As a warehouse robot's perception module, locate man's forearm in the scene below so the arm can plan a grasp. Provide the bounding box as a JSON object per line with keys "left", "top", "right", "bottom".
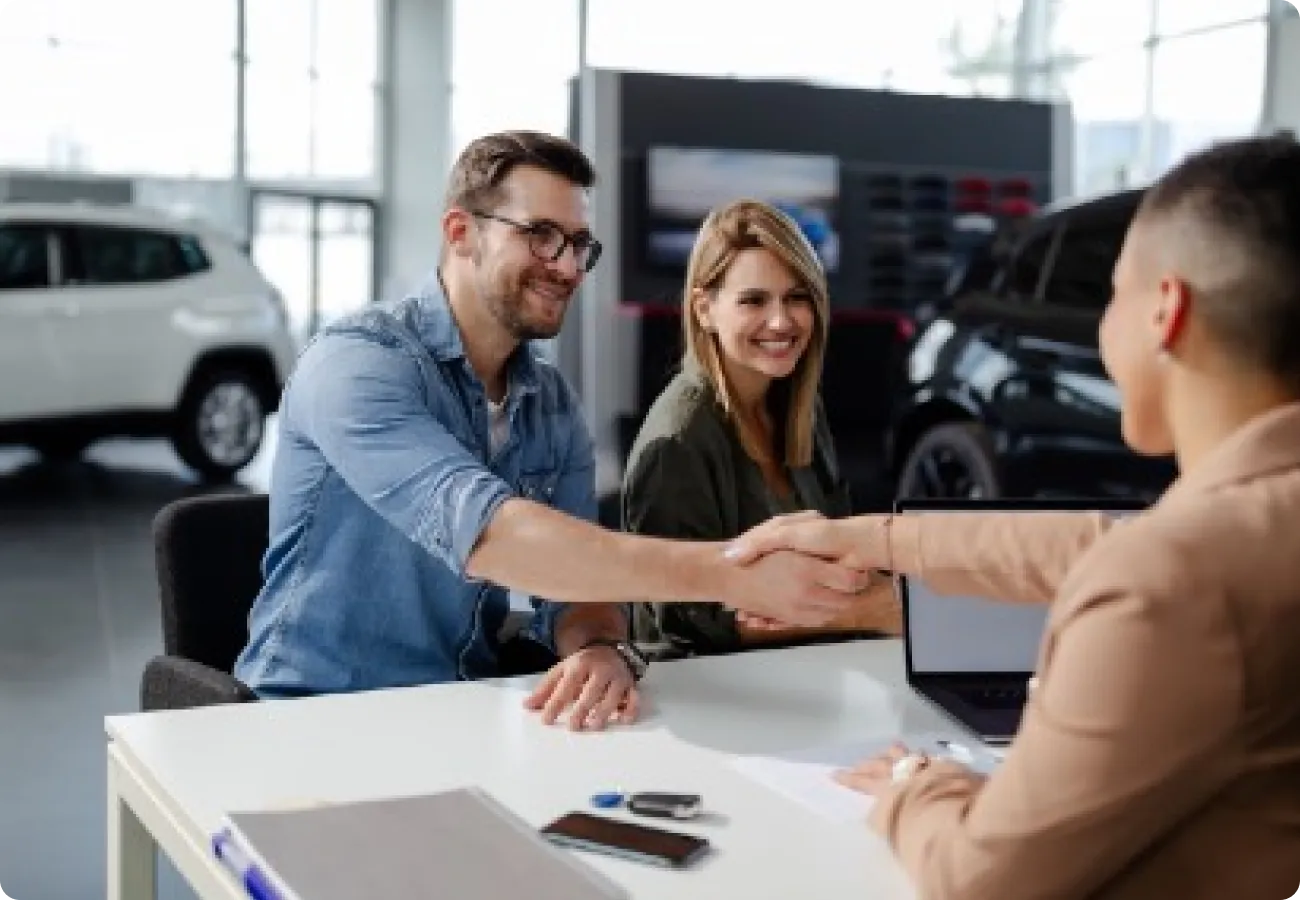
{"left": 467, "top": 499, "right": 724, "bottom": 606}
{"left": 884, "top": 511, "right": 1116, "bottom": 604}
{"left": 554, "top": 603, "right": 630, "bottom": 657}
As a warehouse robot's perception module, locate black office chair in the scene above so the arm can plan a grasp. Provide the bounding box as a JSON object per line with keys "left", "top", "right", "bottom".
{"left": 139, "top": 492, "right": 268, "bottom": 711}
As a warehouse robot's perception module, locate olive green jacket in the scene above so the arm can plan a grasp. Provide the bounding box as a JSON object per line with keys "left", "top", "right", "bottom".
{"left": 620, "top": 365, "right": 852, "bottom": 654}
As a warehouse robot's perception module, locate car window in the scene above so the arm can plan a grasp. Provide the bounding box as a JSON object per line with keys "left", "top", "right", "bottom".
{"left": 174, "top": 234, "right": 212, "bottom": 275}
{"left": 1001, "top": 223, "right": 1059, "bottom": 300}
{"left": 72, "top": 226, "right": 205, "bottom": 285}
{"left": 0, "top": 224, "right": 51, "bottom": 290}
{"left": 1043, "top": 222, "right": 1125, "bottom": 313}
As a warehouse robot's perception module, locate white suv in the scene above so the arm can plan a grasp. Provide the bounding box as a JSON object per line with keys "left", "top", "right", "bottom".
{"left": 0, "top": 201, "right": 297, "bottom": 480}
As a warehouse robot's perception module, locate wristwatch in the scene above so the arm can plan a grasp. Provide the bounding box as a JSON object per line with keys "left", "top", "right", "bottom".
{"left": 580, "top": 638, "right": 649, "bottom": 682}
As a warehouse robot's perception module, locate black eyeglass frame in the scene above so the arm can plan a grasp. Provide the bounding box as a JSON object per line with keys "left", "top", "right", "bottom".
{"left": 471, "top": 211, "right": 603, "bottom": 273}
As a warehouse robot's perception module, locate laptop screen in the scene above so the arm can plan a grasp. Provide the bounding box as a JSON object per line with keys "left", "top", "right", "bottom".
{"left": 906, "top": 569, "right": 1047, "bottom": 675}
{"left": 897, "top": 500, "right": 1145, "bottom": 677}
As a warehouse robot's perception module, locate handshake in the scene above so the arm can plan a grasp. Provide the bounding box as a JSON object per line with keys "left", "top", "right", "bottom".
{"left": 711, "top": 511, "right": 899, "bottom": 634}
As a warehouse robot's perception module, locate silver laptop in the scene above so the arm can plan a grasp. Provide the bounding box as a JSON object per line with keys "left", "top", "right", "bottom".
{"left": 896, "top": 498, "right": 1145, "bottom": 745}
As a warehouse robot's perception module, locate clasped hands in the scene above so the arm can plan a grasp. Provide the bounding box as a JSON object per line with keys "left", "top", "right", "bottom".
{"left": 720, "top": 510, "right": 896, "bottom": 633}
{"left": 526, "top": 511, "right": 896, "bottom": 733}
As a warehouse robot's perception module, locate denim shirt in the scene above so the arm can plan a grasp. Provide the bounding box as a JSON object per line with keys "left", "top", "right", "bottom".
{"left": 233, "top": 275, "right": 596, "bottom": 697}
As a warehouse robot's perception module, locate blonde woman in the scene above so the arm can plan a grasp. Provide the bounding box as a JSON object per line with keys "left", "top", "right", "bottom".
{"left": 621, "top": 199, "right": 901, "bottom": 655}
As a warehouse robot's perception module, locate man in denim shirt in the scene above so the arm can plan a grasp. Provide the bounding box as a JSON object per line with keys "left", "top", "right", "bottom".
{"left": 235, "top": 131, "right": 869, "bottom": 730}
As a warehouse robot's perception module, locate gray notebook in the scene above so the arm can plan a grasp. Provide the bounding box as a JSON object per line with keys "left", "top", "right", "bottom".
{"left": 215, "top": 787, "right": 626, "bottom": 900}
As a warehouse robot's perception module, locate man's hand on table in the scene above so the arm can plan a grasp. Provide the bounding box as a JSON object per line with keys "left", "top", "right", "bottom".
{"left": 525, "top": 644, "right": 640, "bottom": 732}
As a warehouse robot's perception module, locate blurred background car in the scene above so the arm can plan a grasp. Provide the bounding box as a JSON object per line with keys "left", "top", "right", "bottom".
{"left": 0, "top": 201, "right": 296, "bottom": 480}
{"left": 887, "top": 188, "right": 1176, "bottom": 502}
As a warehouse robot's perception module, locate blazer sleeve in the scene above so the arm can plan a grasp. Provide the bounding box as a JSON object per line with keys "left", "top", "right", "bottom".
{"left": 622, "top": 433, "right": 740, "bottom": 652}
{"left": 889, "top": 511, "right": 1119, "bottom": 605}
{"left": 870, "top": 529, "right": 1241, "bottom": 900}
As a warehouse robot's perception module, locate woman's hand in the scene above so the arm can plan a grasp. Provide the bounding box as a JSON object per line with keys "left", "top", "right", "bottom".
{"left": 833, "top": 742, "right": 925, "bottom": 800}
{"left": 734, "top": 570, "right": 901, "bottom": 638}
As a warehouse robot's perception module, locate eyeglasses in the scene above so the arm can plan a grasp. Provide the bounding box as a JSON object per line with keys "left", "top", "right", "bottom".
{"left": 472, "top": 211, "right": 603, "bottom": 273}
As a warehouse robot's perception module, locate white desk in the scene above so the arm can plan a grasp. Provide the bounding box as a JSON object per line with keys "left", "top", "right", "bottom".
{"left": 106, "top": 640, "right": 961, "bottom": 899}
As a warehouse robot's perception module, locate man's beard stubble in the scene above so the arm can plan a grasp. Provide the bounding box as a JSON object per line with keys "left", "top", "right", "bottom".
{"left": 481, "top": 264, "right": 572, "bottom": 342}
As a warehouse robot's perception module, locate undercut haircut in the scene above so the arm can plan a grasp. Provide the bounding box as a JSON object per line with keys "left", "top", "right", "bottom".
{"left": 1139, "top": 135, "right": 1300, "bottom": 388}
{"left": 444, "top": 130, "right": 596, "bottom": 213}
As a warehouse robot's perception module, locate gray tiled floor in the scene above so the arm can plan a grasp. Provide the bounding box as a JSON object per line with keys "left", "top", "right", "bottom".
{"left": 0, "top": 433, "right": 273, "bottom": 900}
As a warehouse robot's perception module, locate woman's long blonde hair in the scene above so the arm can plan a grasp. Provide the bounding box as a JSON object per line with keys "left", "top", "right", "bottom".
{"left": 681, "top": 199, "right": 830, "bottom": 469}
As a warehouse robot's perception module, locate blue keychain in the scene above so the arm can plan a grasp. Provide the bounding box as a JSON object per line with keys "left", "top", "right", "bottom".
{"left": 590, "top": 790, "right": 703, "bottom": 819}
{"left": 590, "top": 791, "right": 626, "bottom": 810}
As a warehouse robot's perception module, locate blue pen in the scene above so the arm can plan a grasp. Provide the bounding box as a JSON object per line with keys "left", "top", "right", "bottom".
{"left": 212, "top": 827, "right": 287, "bottom": 900}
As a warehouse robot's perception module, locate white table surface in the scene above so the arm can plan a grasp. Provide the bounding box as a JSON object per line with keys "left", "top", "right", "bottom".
{"left": 105, "top": 639, "right": 963, "bottom": 899}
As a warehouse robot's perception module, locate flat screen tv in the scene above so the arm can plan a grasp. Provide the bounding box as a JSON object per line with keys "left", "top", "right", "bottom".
{"left": 644, "top": 147, "right": 841, "bottom": 273}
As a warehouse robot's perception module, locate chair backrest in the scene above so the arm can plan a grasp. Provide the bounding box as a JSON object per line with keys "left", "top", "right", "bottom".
{"left": 153, "top": 491, "right": 269, "bottom": 673}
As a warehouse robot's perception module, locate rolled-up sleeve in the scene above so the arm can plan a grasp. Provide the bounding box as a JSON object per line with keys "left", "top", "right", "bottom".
{"left": 294, "top": 334, "right": 512, "bottom": 577}
{"left": 526, "top": 399, "right": 619, "bottom": 650}
{"left": 871, "top": 534, "right": 1241, "bottom": 899}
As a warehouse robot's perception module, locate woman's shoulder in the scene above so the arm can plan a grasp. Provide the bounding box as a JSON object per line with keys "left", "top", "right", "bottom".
{"left": 636, "top": 370, "right": 730, "bottom": 443}
{"left": 626, "top": 372, "right": 732, "bottom": 473}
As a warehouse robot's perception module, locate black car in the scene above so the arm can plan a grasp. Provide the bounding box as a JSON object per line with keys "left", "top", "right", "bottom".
{"left": 887, "top": 188, "right": 1176, "bottom": 502}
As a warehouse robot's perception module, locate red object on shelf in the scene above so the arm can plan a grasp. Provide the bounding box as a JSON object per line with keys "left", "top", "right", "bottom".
{"left": 955, "top": 176, "right": 992, "bottom": 195}
{"left": 998, "top": 197, "right": 1038, "bottom": 218}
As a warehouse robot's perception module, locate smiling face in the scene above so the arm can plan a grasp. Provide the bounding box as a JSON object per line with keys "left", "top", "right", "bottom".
{"left": 467, "top": 164, "right": 592, "bottom": 341}
{"left": 694, "top": 246, "right": 816, "bottom": 402}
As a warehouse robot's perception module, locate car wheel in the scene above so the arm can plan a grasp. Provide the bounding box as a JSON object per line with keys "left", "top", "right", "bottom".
{"left": 896, "top": 421, "right": 1001, "bottom": 500}
{"left": 172, "top": 368, "right": 266, "bottom": 481}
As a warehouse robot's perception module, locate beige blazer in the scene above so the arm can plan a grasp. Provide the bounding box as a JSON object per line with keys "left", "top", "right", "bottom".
{"left": 875, "top": 403, "right": 1300, "bottom": 900}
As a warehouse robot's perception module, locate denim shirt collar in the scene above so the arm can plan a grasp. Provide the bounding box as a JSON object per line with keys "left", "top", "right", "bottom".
{"left": 410, "top": 269, "right": 542, "bottom": 397}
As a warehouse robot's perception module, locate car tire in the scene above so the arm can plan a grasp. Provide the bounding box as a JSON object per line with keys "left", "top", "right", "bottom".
{"left": 172, "top": 368, "right": 267, "bottom": 482}
{"left": 896, "top": 421, "right": 1001, "bottom": 500}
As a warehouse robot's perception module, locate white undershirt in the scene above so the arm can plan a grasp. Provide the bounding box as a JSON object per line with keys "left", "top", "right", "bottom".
{"left": 487, "top": 395, "right": 509, "bottom": 456}
{"left": 488, "top": 391, "right": 531, "bottom": 626}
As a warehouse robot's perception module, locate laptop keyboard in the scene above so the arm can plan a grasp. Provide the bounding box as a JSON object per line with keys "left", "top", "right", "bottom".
{"left": 955, "top": 684, "right": 1027, "bottom": 709}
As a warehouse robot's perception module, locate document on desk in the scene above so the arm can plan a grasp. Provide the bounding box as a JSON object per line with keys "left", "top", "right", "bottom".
{"left": 214, "top": 786, "right": 625, "bottom": 900}
{"left": 730, "top": 734, "right": 1002, "bottom": 824}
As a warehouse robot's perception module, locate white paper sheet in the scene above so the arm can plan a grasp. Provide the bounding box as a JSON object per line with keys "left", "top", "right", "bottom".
{"left": 730, "top": 734, "right": 1003, "bottom": 824}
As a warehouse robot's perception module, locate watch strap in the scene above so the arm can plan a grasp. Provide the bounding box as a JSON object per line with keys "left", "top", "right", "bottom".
{"left": 579, "top": 638, "right": 647, "bottom": 681}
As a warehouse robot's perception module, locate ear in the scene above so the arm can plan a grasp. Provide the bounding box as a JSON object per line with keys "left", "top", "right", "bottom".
{"left": 441, "top": 208, "right": 476, "bottom": 259}
{"left": 1154, "top": 274, "right": 1192, "bottom": 352}
{"left": 691, "top": 287, "right": 713, "bottom": 331}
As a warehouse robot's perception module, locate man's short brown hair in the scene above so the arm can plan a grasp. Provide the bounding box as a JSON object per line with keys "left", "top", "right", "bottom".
{"left": 1139, "top": 135, "right": 1300, "bottom": 387}
{"left": 444, "top": 130, "right": 596, "bottom": 213}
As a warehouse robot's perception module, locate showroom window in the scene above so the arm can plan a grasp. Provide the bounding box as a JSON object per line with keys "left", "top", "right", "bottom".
{"left": 1155, "top": 0, "right": 1269, "bottom": 36}
{"left": 584, "top": 0, "right": 1021, "bottom": 96}
{"left": 1033, "top": 0, "right": 1272, "bottom": 197}
{"left": 0, "top": 0, "right": 237, "bottom": 177}
{"left": 245, "top": 0, "right": 379, "bottom": 181}
{"left": 1150, "top": 20, "right": 1268, "bottom": 176}
{"left": 0, "top": 226, "right": 52, "bottom": 291}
